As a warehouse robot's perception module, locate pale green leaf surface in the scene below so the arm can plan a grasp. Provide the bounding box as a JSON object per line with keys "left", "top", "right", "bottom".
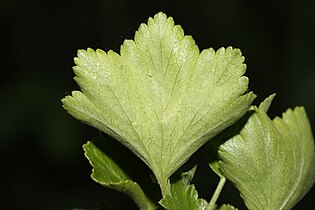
{"left": 83, "top": 140, "right": 157, "bottom": 210}
{"left": 216, "top": 96, "right": 315, "bottom": 210}
{"left": 258, "top": 93, "right": 275, "bottom": 112}
{"left": 62, "top": 12, "right": 255, "bottom": 191}
{"left": 217, "top": 204, "right": 238, "bottom": 210}
{"left": 159, "top": 167, "right": 208, "bottom": 210}
{"left": 273, "top": 106, "right": 315, "bottom": 208}
{"left": 203, "top": 94, "right": 276, "bottom": 178}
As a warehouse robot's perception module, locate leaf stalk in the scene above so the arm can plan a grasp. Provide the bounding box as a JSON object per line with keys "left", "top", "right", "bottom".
{"left": 207, "top": 176, "right": 226, "bottom": 210}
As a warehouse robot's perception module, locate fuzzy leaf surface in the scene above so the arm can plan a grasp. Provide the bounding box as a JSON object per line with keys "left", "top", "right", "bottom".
{"left": 216, "top": 96, "right": 315, "bottom": 210}
{"left": 62, "top": 12, "right": 255, "bottom": 188}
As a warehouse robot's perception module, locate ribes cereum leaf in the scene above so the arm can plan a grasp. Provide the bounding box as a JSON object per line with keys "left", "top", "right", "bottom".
{"left": 215, "top": 95, "right": 315, "bottom": 210}
{"left": 62, "top": 12, "right": 255, "bottom": 195}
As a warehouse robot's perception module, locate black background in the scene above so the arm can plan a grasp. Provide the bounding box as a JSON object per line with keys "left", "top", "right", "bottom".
{"left": 1, "top": 0, "right": 314, "bottom": 209}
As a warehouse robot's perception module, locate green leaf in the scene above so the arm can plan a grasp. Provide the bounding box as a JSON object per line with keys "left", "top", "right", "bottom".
{"left": 62, "top": 12, "right": 255, "bottom": 194}
{"left": 217, "top": 204, "right": 238, "bottom": 210}
{"left": 215, "top": 95, "right": 315, "bottom": 210}
{"left": 159, "top": 166, "right": 208, "bottom": 210}
{"left": 203, "top": 94, "right": 276, "bottom": 178}
{"left": 258, "top": 93, "right": 275, "bottom": 112}
{"left": 273, "top": 106, "right": 315, "bottom": 208}
{"left": 83, "top": 138, "right": 158, "bottom": 210}
{"left": 202, "top": 139, "right": 224, "bottom": 178}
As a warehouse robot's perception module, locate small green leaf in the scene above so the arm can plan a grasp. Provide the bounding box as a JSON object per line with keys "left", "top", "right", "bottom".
{"left": 83, "top": 138, "right": 158, "bottom": 210}
{"left": 215, "top": 95, "right": 315, "bottom": 210}
{"left": 62, "top": 12, "right": 255, "bottom": 195}
{"left": 160, "top": 166, "right": 208, "bottom": 210}
{"left": 202, "top": 139, "right": 224, "bottom": 178}
{"left": 217, "top": 204, "right": 238, "bottom": 210}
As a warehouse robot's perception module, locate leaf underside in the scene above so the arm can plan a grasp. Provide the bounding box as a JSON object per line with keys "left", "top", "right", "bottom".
{"left": 216, "top": 96, "right": 315, "bottom": 210}
{"left": 62, "top": 12, "right": 255, "bottom": 188}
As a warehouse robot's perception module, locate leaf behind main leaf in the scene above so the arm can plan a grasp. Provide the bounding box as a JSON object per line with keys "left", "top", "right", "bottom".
{"left": 272, "top": 107, "right": 315, "bottom": 208}
{"left": 215, "top": 95, "right": 315, "bottom": 210}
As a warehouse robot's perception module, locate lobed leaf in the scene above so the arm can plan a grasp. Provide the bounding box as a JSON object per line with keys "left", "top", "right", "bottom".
{"left": 62, "top": 12, "right": 255, "bottom": 193}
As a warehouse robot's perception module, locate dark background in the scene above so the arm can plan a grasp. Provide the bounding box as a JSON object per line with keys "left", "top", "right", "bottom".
{"left": 1, "top": 0, "right": 314, "bottom": 209}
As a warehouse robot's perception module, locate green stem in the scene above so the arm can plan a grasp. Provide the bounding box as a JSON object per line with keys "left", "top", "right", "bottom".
{"left": 158, "top": 176, "right": 171, "bottom": 197}
{"left": 207, "top": 176, "right": 226, "bottom": 210}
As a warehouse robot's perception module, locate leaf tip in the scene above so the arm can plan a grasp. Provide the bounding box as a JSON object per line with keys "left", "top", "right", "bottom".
{"left": 259, "top": 93, "right": 276, "bottom": 112}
